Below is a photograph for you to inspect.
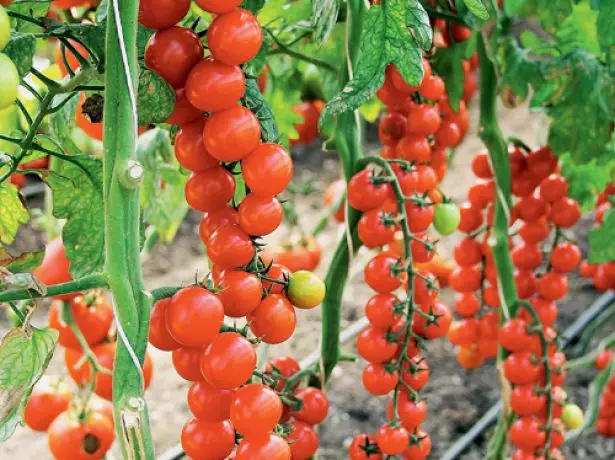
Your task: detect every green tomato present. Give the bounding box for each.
[287,270,326,310]
[433,202,461,236]
[0,6,10,52]
[561,403,584,430]
[0,104,18,154]
[0,53,19,110]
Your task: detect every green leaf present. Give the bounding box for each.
[245,78,279,143]
[1,248,44,272]
[536,0,574,35]
[47,92,78,142]
[498,36,543,101]
[597,0,615,50]
[137,24,155,57]
[359,96,383,123]
[560,153,614,210]
[461,0,489,20]
[3,33,36,77]
[312,0,340,44]
[137,69,175,125]
[48,154,104,278]
[0,327,58,442]
[47,23,107,67]
[555,1,600,55]
[264,64,302,145]
[241,0,265,14]
[137,129,188,243]
[432,43,465,112]
[541,50,614,164]
[589,208,615,263]
[7,1,50,33]
[258,0,312,25]
[0,184,29,245]
[320,0,431,124]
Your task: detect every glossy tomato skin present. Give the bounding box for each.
[48,296,113,349]
[204,105,261,162]
[292,101,320,145]
[362,362,398,395]
[24,379,72,432]
[148,298,181,351]
[376,424,409,455]
[185,166,235,212]
[242,143,293,197]
[166,87,202,125]
[185,58,245,112]
[348,169,389,212]
[238,194,283,236]
[288,421,319,460]
[248,294,296,344]
[217,269,262,317]
[207,225,255,268]
[33,238,73,301]
[364,253,402,293]
[172,347,205,381]
[201,332,256,390]
[166,286,224,347]
[144,26,203,88]
[349,434,382,460]
[293,387,329,424]
[230,383,282,437]
[48,410,114,460]
[236,433,291,460]
[181,418,235,460]
[175,118,217,172]
[138,0,190,30]
[187,381,233,422]
[199,206,239,244]
[194,0,242,14]
[208,9,263,66]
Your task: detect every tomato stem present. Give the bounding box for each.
[0,273,108,302]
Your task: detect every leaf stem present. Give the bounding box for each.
[0,273,108,302]
[264,28,338,73]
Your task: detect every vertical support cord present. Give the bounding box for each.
[103,1,154,458]
[319,0,365,384]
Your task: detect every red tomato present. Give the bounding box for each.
[172,347,205,381]
[504,352,541,385]
[356,326,399,363]
[199,206,239,244]
[33,237,73,300]
[458,202,484,233]
[185,166,236,212]
[185,58,245,112]
[187,380,233,422]
[262,262,291,294]
[550,242,581,273]
[264,356,301,392]
[419,75,446,102]
[217,269,262,318]
[144,27,203,88]
[55,40,89,77]
[454,292,480,317]
[358,209,396,249]
[413,301,452,339]
[247,294,296,344]
[402,429,432,459]
[364,253,402,293]
[362,363,398,395]
[201,332,256,389]
[376,424,408,455]
[48,295,113,350]
[138,0,190,29]
[449,265,482,293]
[230,383,282,437]
[539,174,568,202]
[453,237,482,266]
[456,345,485,369]
[207,8,262,66]
[378,112,407,145]
[509,417,546,451]
[536,272,568,301]
[397,135,432,162]
[166,87,202,125]
[401,355,430,390]
[175,117,218,172]
[549,197,581,228]
[365,293,401,329]
[149,298,180,351]
[166,286,224,347]
[349,434,382,460]
[242,143,293,197]
[288,421,319,460]
[387,391,427,430]
[236,433,291,459]
[194,0,242,14]
[510,384,546,416]
[52,0,86,8]
[407,104,441,137]
[24,379,72,432]
[448,319,479,347]
[293,387,329,425]
[48,410,114,460]
[499,319,532,353]
[238,194,283,236]
[181,418,235,460]
[207,225,255,268]
[75,93,103,141]
[203,105,261,161]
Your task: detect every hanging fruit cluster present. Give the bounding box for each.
[140,1,327,457]
[22,238,135,460]
[595,366,615,438]
[579,181,615,291]
[447,145,584,458]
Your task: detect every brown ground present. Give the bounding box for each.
[1,100,614,459]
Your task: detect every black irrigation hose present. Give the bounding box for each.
[440,290,615,460]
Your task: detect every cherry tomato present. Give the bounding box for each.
[207,8,262,66]
[292,101,320,145]
[199,206,239,244]
[349,434,382,460]
[458,202,484,233]
[194,0,242,14]
[449,265,482,293]
[149,298,180,351]
[378,112,407,145]
[48,410,114,460]
[504,352,541,385]
[181,418,235,460]
[397,135,432,162]
[537,272,568,301]
[362,363,398,395]
[357,326,398,363]
[248,294,296,344]
[24,378,72,432]
[401,356,430,391]
[288,421,319,460]
[456,345,485,369]
[242,143,293,197]
[365,293,401,329]
[454,292,480,317]
[185,166,235,212]
[187,380,233,422]
[375,424,408,455]
[262,262,291,294]
[364,253,402,293]
[166,87,202,125]
[204,105,261,161]
[549,197,581,228]
[231,383,282,437]
[145,27,203,88]
[217,269,262,317]
[509,417,546,451]
[407,104,441,137]
[539,174,568,202]
[510,384,546,416]
[550,242,581,273]
[172,347,205,381]
[433,202,460,235]
[48,295,113,350]
[561,403,584,429]
[419,75,446,102]
[185,58,245,112]
[166,286,224,347]
[138,0,190,30]
[33,237,74,301]
[519,218,551,244]
[287,270,326,309]
[207,224,255,268]
[511,243,543,270]
[447,319,479,347]
[236,433,291,459]
[175,117,217,172]
[387,391,427,430]
[348,169,390,212]
[293,387,329,425]
[75,93,103,141]
[201,332,256,389]
[402,430,432,459]
[238,194,283,236]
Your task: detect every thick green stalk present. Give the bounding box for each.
[320,0,365,383]
[103,1,154,458]
[0,274,108,302]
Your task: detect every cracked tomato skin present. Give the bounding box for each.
[48,410,114,460]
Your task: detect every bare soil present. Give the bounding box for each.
[2,100,614,459]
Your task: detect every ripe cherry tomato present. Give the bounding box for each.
[248,294,296,344]
[549,197,581,228]
[242,143,293,197]
[207,8,262,66]
[48,294,113,349]
[149,298,180,351]
[166,87,201,125]
[52,0,86,8]
[519,217,551,244]
[231,383,282,437]
[204,105,261,161]
[433,119,460,148]
[207,225,255,268]
[175,117,217,172]
[365,293,401,329]
[449,265,482,293]
[402,429,432,459]
[414,301,452,339]
[376,424,408,455]
[287,270,326,309]
[509,416,546,451]
[181,418,235,460]
[199,206,239,244]
[407,104,441,137]
[550,242,581,273]
[595,349,614,370]
[510,384,546,416]
[458,202,484,233]
[456,345,484,369]
[387,391,427,431]
[144,27,203,88]
[185,166,235,212]
[362,363,398,395]
[447,318,479,347]
[24,378,72,432]
[539,174,568,202]
[364,253,402,293]
[194,0,242,14]
[166,286,224,347]
[236,433,291,459]
[172,347,205,381]
[187,380,233,422]
[185,59,245,112]
[55,40,89,77]
[262,262,291,294]
[238,194,283,236]
[288,421,319,460]
[397,135,431,162]
[357,326,399,363]
[348,169,390,212]
[420,75,446,102]
[264,356,301,391]
[504,352,541,385]
[511,242,543,270]
[291,101,320,145]
[499,319,533,353]
[33,237,73,301]
[293,387,329,424]
[454,292,480,317]
[537,272,568,301]
[138,0,190,30]
[201,332,256,389]
[401,356,430,391]
[48,410,115,460]
[378,112,407,146]
[453,237,482,266]
[468,181,495,208]
[349,433,382,460]
[216,269,262,317]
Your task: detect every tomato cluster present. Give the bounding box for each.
[579,181,615,291]
[595,359,615,438]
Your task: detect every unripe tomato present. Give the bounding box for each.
[185,59,245,112]
[48,410,114,460]
[0,54,19,110]
[561,403,584,429]
[0,6,10,51]
[138,0,190,30]
[433,202,461,235]
[208,9,263,66]
[287,270,326,309]
[24,378,72,432]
